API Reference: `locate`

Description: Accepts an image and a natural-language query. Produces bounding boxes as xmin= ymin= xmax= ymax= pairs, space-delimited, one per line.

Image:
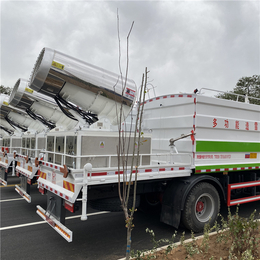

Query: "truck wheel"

xmin=181 ymin=182 xmax=220 ymax=232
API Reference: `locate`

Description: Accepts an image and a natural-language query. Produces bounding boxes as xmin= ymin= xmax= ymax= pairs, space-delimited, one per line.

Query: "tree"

xmin=0 ymin=85 xmax=12 ymax=95
xmin=216 ymin=75 xmax=260 ymax=105
xmin=116 ymin=12 xmax=147 ymax=260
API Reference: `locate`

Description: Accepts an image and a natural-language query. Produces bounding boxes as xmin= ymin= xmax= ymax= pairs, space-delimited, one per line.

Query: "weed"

xmin=131 ymin=207 xmax=259 ymax=260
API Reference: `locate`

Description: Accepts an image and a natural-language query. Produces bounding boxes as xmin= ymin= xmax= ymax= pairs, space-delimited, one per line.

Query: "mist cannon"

xmin=0 ymin=94 xmax=46 ymax=133
xmin=29 ymin=48 xmax=137 ymax=125
xmin=9 ymin=79 xmax=78 ymax=131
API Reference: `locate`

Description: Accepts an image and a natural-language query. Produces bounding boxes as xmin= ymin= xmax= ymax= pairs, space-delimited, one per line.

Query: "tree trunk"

xmin=126 ymin=226 xmax=132 ymax=260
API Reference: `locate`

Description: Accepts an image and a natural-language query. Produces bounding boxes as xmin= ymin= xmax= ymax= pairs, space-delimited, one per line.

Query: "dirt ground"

xmin=134 ymin=231 xmax=260 ymax=260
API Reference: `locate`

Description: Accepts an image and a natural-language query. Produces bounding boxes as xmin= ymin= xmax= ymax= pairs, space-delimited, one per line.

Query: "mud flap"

xmin=15 ymin=185 xmax=31 ymax=203
xmin=36 ymin=205 xmax=73 ymax=242
xmin=36 ymin=191 xmax=72 ymax=242
xmin=160 ymin=180 xmax=188 ymax=228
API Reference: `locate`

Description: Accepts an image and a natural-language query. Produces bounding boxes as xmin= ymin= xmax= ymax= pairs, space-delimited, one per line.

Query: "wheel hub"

xmin=196 ymin=201 xmax=204 ymax=212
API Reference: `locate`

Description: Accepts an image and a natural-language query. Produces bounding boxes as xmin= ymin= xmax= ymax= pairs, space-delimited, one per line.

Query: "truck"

xmin=0 ymin=93 xmax=47 ymax=186
xmin=4 ymin=47 xmax=260 ymax=242
xmin=7 ymin=78 xmax=79 ymax=201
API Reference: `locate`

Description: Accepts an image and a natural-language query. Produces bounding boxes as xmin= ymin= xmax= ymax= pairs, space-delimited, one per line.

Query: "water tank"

xmin=28 ymin=48 xmax=137 ymax=125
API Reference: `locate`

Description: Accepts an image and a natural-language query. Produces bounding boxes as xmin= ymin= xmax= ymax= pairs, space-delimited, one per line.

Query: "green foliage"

xmin=226 ymin=206 xmax=259 ymax=258
xmin=0 ymin=85 xmax=12 ymax=95
xmin=217 ymin=75 xmax=260 ymax=105
xmin=131 ymin=228 xmax=177 ymax=259
xmin=131 ymin=206 xmax=259 ymax=259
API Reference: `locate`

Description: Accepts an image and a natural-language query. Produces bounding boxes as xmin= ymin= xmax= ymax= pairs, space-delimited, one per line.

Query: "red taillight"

xmin=64 ymin=201 xmax=74 ymax=213
xmin=39 ymin=186 xmax=45 ymax=195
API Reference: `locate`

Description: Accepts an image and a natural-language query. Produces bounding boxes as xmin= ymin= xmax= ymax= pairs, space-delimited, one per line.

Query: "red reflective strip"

xmin=145 ymin=169 xmax=152 ymax=172
xmin=69 ymin=183 xmax=74 ymax=192
xmin=249 ymin=167 xmax=252 ymax=169
xmin=63 ymin=181 xmax=68 ymax=190
xmin=225 ymin=168 xmax=229 ymax=171
xmin=55 ymin=190 xmax=57 ymax=194
xmin=163 ymin=96 xmax=167 ymax=99
xmin=196 ymin=170 xmax=201 ymax=173
xmin=233 ymin=168 xmax=237 ymax=171
xmin=241 ymin=167 xmax=245 ymax=170
xmin=50 ymin=188 xmax=53 ymax=191
xmin=156 ymin=97 xmax=160 ymax=100
xmin=159 ymin=168 xmax=165 ymax=171
xmin=92 ymin=172 xmax=107 ymax=176
xmin=115 ymin=171 xmax=124 ymax=175
xmin=206 ymin=169 xmax=211 ymax=172
xmin=179 ymin=167 xmax=185 ymax=170
xmin=187 ymin=95 xmax=192 ymax=98
xmin=65 ymin=196 xmax=69 ymax=200
xmin=170 ymin=95 xmax=175 ymax=98
xmin=55 ymin=166 xmax=58 ymax=169
xmin=178 ymin=95 xmax=183 ymax=97
xmin=149 ymin=99 xmax=153 ymax=102
xmin=216 ymin=169 xmax=221 ymax=172
xmin=60 ymin=193 xmax=63 ymax=197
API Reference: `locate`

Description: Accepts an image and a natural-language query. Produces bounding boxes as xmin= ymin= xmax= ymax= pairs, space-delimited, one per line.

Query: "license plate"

xmin=18 ymin=189 xmax=23 ymax=197
xmin=46 ymin=215 xmax=55 ymax=227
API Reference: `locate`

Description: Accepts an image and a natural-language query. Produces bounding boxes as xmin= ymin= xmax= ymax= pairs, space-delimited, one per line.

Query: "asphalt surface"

xmin=1 ymin=175 xmax=260 ymax=260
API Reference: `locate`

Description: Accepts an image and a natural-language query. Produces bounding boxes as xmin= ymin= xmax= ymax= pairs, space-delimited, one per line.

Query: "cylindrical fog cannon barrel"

xmin=29 ymin=48 xmax=137 ymax=125
xmin=9 ymin=79 xmax=78 ymax=130
xmin=9 ymin=78 xmax=55 ymax=110
xmin=0 ymin=94 xmax=45 ymax=133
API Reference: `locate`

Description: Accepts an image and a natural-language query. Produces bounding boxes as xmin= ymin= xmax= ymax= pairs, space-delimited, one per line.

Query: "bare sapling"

xmin=116 ymin=10 xmax=148 ymax=260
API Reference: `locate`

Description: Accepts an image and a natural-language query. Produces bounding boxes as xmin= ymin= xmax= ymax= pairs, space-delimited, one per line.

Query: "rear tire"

xmin=181 ymin=182 xmax=220 ymax=232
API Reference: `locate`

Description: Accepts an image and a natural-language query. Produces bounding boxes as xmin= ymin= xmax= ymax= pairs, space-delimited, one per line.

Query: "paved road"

xmin=1 ymin=176 xmax=260 ymax=260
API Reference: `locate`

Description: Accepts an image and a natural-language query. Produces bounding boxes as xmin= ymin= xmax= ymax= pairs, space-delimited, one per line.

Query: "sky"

xmin=0 ymin=0 xmax=259 ymax=99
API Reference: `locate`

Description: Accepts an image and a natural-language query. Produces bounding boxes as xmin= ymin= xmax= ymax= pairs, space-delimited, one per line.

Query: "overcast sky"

xmin=1 ymin=0 xmax=259 ymax=98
